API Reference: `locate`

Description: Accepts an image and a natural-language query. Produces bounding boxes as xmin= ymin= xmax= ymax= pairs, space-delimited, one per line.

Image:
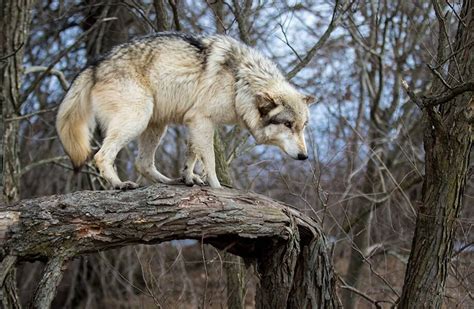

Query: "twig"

xmin=432 ymin=40 xmax=474 ymax=70
xmin=206 ymin=0 xmax=228 ymax=34
xmin=339 ymin=285 xmax=381 ymax=308
xmin=424 ymin=81 xmax=474 ymax=107
xmin=168 ymin=0 xmax=181 ymax=31
xmin=124 ymin=0 xmax=158 ymax=32
xmin=53 ymin=162 xmax=103 ymax=178
xmin=201 ymin=237 xmax=209 ymax=308
xmin=0 ymin=42 xmax=24 ymax=62
xmin=278 ymin=23 xmax=302 ymax=62
xmin=5 ymin=106 xmax=58 ymax=122
xmin=21 ymin=156 xmax=70 ymax=176
xmin=134 ymin=248 xmax=163 ymax=307
xmin=24 ymin=66 xmax=70 ymax=90
xmin=427 ymin=64 xmax=453 ymax=90
xmin=432 ymin=0 xmax=463 ymax=83
xmin=345 ymin=14 xmax=382 ymax=57
xmin=401 ymin=80 xmax=424 ymax=109
xmin=402 ymin=79 xmax=445 ymax=130
xmin=451 ymin=242 xmax=474 ymax=259
xmin=339 ymin=277 xmax=395 ymax=308
xmin=445 ymin=1 xmax=467 ymax=28
xmin=286 ymin=0 xmax=353 ymax=79
xmin=403 ymin=79 xmax=474 ymax=108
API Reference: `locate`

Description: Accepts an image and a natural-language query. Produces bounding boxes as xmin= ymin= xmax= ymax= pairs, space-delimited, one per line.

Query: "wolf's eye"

xmin=284 ymin=121 xmax=293 ymax=128
xmin=269 ymin=119 xmax=280 ymax=125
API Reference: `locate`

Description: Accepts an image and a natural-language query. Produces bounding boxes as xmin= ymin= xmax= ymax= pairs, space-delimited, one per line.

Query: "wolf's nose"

xmin=297 ymin=153 xmax=308 ymax=160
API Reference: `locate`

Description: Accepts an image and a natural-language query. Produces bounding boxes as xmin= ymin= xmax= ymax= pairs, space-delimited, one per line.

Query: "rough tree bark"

xmin=0 ymin=184 xmax=339 ymax=309
xmin=399 ymin=0 xmax=473 ymax=307
xmin=1 ymin=1 xmax=34 ymax=308
xmin=0 ymin=0 xmax=34 ymax=203
xmin=153 ymin=0 xmax=169 ymax=31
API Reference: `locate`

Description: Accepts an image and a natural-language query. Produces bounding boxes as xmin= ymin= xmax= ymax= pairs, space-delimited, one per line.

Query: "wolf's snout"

xmin=297 ymin=153 xmax=308 ymax=160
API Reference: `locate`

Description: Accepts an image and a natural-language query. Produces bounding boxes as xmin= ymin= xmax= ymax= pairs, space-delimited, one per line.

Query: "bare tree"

xmin=1 ymin=0 xmax=34 ymax=307
xmin=399 ymin=0 xmax=473 ymax=307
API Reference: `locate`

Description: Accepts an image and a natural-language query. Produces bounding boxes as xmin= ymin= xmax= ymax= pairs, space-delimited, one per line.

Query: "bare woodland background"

xmin=0 ymin=0 xmax=472 ymax=308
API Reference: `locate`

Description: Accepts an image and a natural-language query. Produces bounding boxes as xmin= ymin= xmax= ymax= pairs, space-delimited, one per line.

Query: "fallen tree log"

xmin=0 ymin=184 xmax=339 ymax=308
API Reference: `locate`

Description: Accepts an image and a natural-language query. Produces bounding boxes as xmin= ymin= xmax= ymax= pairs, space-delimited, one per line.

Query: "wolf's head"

xmin=252 ymin=83 xmax=315 ymax=160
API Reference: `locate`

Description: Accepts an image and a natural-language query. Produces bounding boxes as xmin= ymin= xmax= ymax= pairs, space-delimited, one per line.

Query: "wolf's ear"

xmin=256 ymin=92 xmax=279 ymax=116
xmin=303 ymin=94 xmax=316 ymax=106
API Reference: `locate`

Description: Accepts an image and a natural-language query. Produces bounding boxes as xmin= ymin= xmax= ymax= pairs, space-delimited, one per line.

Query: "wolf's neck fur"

xmin=231 ymin=44 xmax=285 ymax=94
xmin=210 ymin=36 xmax=290 ymax=140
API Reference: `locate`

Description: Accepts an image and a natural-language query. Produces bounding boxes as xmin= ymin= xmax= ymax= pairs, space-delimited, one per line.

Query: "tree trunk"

xmin=343 ymin=128 xmax=382 ymax=308
xmin=0 ymin=1 xmax=34 ymax=307
xmin=399 ymin=0 xmax=473 ymax=307
xmin=0 ymin=184 xmax=339 ymax=308
xmin=153 ymin=0 xmax=169 ymax=32
xmin=343 ymin=16 xmax=386 ymax=307
xmin=0 ymin=0 xmax=34 ymax=203
xmin=214 ymin=132 xmax=247 ymax=309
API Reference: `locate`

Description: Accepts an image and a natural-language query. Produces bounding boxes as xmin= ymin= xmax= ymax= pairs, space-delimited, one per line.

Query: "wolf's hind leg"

xmin=94 ymin=101 xmax=152 ymax=190
xmin=136 ymin=124 xmax=173 ymax=184
xmin=95 ymin=132 xmax=142 ymax=190
xmin=182 ymin=150 xmax=205 ymax=186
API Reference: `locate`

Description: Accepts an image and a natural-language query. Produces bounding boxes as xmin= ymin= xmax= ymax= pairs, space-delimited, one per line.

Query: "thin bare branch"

xmin=154 ymin=0 xmax=169 ymax=31
xmin=424 ymin=81 xmax=474 ymax=107
xmin=427 ymin=64 xmax=454 ymax=90
xmin=24 ymin=66 xmax=70 ymax=90
xmin=0 ymin=42 xmax=24 ymax=62
xmin=286 ymin=0 xmax=353 ymax=79
xmin=5 ymin=105 xmax=58 ymax=122
xmin=168 ymin=0 xmax=181 ymax=31
xmin=445 ymin=1 xmax=467 ymax=28
xmin=339 ymin=279 xmax=383 ymax=309
xmin=21 ymin=156 xmax=70 ymax=176
xmin=401 ymin=80 xmax=424 ymax=109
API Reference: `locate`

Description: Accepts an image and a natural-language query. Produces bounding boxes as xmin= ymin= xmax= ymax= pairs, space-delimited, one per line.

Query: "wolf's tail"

xmin=56 ymin=68 xmax=95 ymax=170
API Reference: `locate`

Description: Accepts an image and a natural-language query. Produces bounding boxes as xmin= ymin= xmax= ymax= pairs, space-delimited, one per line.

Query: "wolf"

xmin=56 ymin=32 xmax=315 ymax=189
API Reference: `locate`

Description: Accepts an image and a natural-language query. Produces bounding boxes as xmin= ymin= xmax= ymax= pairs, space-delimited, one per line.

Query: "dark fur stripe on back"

xmin=87 ymin=32 xmax=205 ymax=69
xmin=150 ymin=32 xmax=205 ymax=53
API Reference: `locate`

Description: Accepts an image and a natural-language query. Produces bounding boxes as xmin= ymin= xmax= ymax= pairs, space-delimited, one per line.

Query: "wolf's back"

xmin=56 ymin=68 xmax=95 ymax=169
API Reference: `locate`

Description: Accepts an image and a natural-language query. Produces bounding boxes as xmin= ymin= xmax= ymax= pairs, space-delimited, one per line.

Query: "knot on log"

xmin=0 ymin=184 xmax=339 ymax=308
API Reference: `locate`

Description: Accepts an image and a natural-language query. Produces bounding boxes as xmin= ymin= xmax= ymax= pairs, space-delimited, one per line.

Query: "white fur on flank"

xmin=56 ymin=32 xmax=315 ymax=189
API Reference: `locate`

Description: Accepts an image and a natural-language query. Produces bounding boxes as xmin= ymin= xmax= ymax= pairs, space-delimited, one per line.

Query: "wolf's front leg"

xmin=186 ymin=119 xmax=221 ymax=188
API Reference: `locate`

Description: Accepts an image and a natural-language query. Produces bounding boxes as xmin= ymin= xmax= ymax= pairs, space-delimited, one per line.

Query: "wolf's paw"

xmin=115 ymin=181 xmax=139 ymax=190
xmin=184 ymin=173 xmax=206 ymax=187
